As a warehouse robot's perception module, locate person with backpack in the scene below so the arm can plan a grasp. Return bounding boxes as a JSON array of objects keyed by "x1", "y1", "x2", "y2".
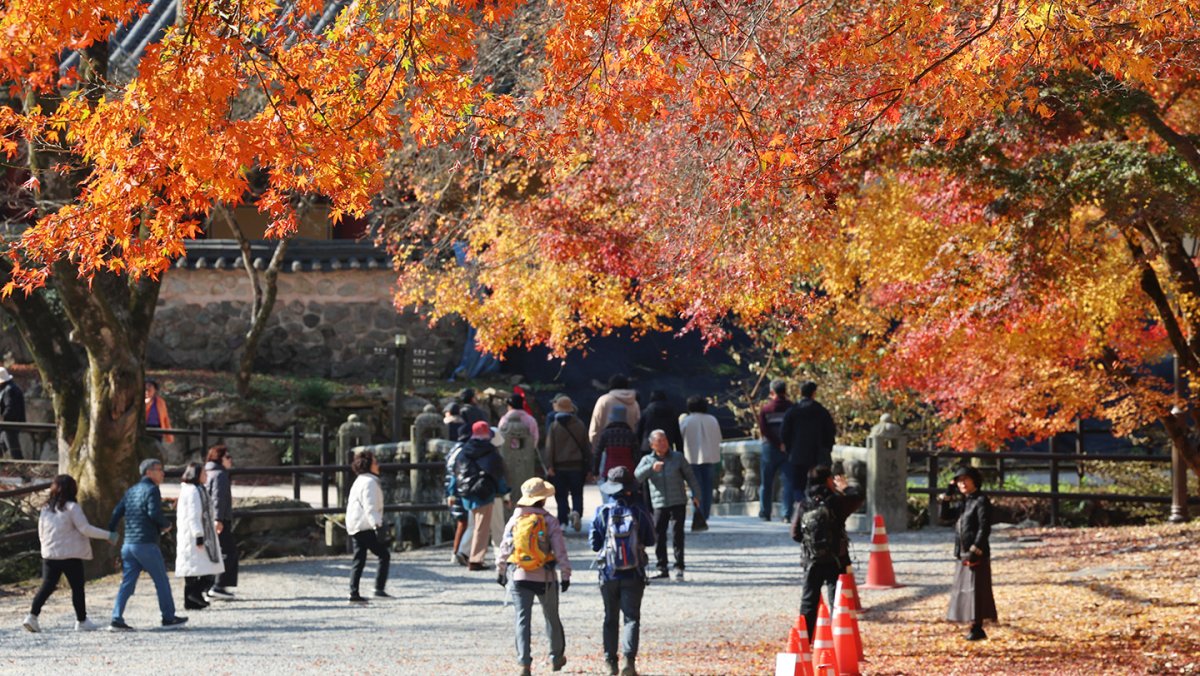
[
  {"x1": 448, "y1": 421, "x2": 511, "y2": 570},
  {"x1": 500, "y1": 395, "x2": 543, "y2": 521},
  {"x1": 593, "y1": 404, "x2": 640, "y2": 481},
  {"x1": 444, "y1": 440, "x2": 471, "y2": 566},
  {"x1": 497, "y1": 477, "x2": 572, "y2": 675},
  {"x1": 634, "y1": 430, "x2": 700, "y2": 582},
  {"x1": 544, "y1": 396, "x2": 591, "y2": 532},
  {"x1": 346, "y1": 450, "x2": 390, "y2": 603},
  {"x1": 790, "y1": 465, "x2": 863, "y2": 636},
  {"x1": 757, "y1": 379, "x2": 794, "y2": 522},
  {"x1": 590, "y1": 466, "x2": 656, "y2": 676}
]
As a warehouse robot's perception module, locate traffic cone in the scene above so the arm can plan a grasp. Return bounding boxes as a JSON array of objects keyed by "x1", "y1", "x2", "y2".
[
  {"x1": 833, "y1": 575, "x2": 863, "y2": 675},
  {"x1": 861, "y1": 514, "x2": 903, "y2": 589},
  {"x1": 834, "y1": 574, "x2": 864, "y2": 660},
  {"x1": 776, "y1": 621, "x2": 813, "y2": 676},
  {"x1": 840, "y1": 568, "x2": 863, "y2": 612},
  {"x1": 812, "y1": 597, "x2": 837, "y2": 675}
]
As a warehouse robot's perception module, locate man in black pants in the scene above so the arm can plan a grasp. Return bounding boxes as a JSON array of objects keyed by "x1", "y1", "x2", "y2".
[{"x1": 791, "y1": 465, "x2": 863, "y2": 635}]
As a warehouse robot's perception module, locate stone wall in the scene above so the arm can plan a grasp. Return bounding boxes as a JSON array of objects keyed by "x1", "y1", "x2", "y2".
[{"x1": 150, "y1": 269, "x2": 464, "y2": 380}]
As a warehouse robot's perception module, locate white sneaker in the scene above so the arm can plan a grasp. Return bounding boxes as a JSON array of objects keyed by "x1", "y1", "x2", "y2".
[
  {"x1": 569, "y1": 511, "x2": 581, "y2": 532},
  {"x1": 22, "y1": 614, "x2": 39, "y2": 633},
  {"x1": 673, "y1": 569, "x2": 685, "y2": 582},
  {"x1": 75, "y1": 618, "x2": 99, "y2": 632},
  {"x1": 206, "y1": 587, "x2": 235, "y2": 600}
]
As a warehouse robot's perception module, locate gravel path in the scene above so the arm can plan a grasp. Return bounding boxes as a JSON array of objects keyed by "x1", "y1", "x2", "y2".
[{"x1": 0, "y1": 512, "x2": 988, "y2": 675}]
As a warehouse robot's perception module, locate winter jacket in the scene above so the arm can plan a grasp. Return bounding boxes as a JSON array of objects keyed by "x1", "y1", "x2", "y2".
[
  {"x1": 204, "y1": 461, "x2": 233, "y2": 522},
  {"x1": 757, "y1": 396, "x2": 792, "y2": 448},
  {"x1": 0, "y1": 380, "x2": 25, "y2": 423},
  {"x1": 944, "y1": 491, "x2": 991, "y2": 560},
  {"x1": 545, "y1": 413, "x2": 591, "y2": 473},
  {"x1": 635, "y1": 451, "x2": 700, "y2": 509},
  {"x1": 346, "y1": 473, "x2": 384, "y2": 535},
  {"x1": 589, "y1": 495, "x2": 656, "y2": 582},
  {"x1": 108, "y1": 477, "x2": 169, "y2": 544},
  {"x1": 448, "y1": 438, "x2": 510, "y2": 510},
  {"x1": 497, "y1": 505, "x2": 573, "y2": 583},
  {"x1": 780, "y1": 398, "x2": 836, "y2": 467},
  {"x1": 635, "y1": 401, "x2": 683, "y2": 453},
  {"x1": 593, "y1": 422, "x2": 640, "y2": 478},
  {"x1": 588, "y1": 389, "x2": 641, "y2": 444},
  {"x1": 500, "y1": 409, "x2": 540, "y2": 448},
  {"x1": 679, "y1": 412, "x2": 722, "y2": 465},
  {"x1": 791, "y1": 484, "x2": 864, "y2": 565},
  {"x1": 39, "y1": 502, "x2": 110, "y2": 561},
  {"x1": 174, "y1": 483, "x2": 224, "y2": 578},
  {"x1": 458, "y1": 403, "x2": 491, "y2": 439}
]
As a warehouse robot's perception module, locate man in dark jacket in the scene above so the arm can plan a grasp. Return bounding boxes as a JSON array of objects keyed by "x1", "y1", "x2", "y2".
[
  {"x1": 457, "y1": 388, "x2": 491, "y2": 440},
  {"x1": 635, "y1": 391, "x2": 683, "y2": 453},
  {"x1": 790, "y1": 465, "x2": 863, "y2": 637},
  {"x1": 0, "y1": 368, "x2": 25, "y2": 460},
  {"x1": 108, "y1": 459, "x2": 187, "y2": 630},
  {"x1": 757, "y1": 379, "x2": 793, "y2": 522},
  {"x1": 780, "y1": 381, "x2": 836, "y2": 508}
]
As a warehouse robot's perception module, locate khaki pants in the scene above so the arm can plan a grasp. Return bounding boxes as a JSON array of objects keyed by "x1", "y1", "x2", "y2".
[{"x1": 469, "y1": 502, "x2": 497, "y2": 564}]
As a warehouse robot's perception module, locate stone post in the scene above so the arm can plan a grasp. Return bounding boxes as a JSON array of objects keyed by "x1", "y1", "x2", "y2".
[
  {"x1": 410, "y1": 404, "x2": 444, "y2": 502},
  {"x1": 739, "y1": 444, "x2": 761, "y2": 503},
  {"x1": 866, "y1": 414, "x2": 908, "y2": 532},
  {"x1": 336, "y1": 414, "x2": 370, "y2": 509},
  {"x1": 718, "y1": 447, "x2": 744, "y2": 503}
]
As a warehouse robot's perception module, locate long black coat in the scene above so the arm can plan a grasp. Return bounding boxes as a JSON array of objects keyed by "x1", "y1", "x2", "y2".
[
  {"x1": 780, "y1": 398, "x2": 836, "y2": 467},
  {"x1": 636, "y1": 401, "x2": 683, "y2": 452},
  {"x1": 942, "y1": 490, "x2": 998, "y2": 623}
]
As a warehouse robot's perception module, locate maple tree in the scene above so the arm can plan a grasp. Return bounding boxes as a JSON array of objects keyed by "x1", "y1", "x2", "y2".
[{"x1": 2, "y1": 0, "x2": 1199, "y2": 530}]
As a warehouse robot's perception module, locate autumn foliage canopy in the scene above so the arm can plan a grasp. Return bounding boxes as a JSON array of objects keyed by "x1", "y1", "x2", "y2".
[{"x1": 2, "y1": 0, "x2": 1199, "y2": 459}]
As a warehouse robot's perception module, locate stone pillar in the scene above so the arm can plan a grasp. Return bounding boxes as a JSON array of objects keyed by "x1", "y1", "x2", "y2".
[
  {"x1": 718, "y1": 447, "x2": 744, "y2": 503},
  {"x1": 336, "y1": 414, "x2": 370, "y2": 508},
  {"x1": 739, "y1": 444, "x2": 761, "y2": 503},
  {"x1": 866, "y1": 414, "x2": 908, "y2": 532},
  {"x1": 410, "y1": 404, "x2": 444, "y2": 501}
]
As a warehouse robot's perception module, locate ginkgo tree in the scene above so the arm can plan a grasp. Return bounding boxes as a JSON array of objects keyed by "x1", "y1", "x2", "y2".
[{"x1": 2, "y1": 0, "x2": 1199, "y2": 534}]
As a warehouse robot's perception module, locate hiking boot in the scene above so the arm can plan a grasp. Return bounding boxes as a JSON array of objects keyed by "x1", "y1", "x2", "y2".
[
  {"x1": 965, "y1": 626, "x2": 987, "y2": 641},
  {"x1": 75, "y1": 618, "x2": 99, "y2": 632},
  {"x1": 551, "y1": 655, "x2": 567, "y2": 671},
  {"x1": 569, "y1": 510, "x2": 581, "y2": 532},
  {"x1": 673, "y1": 568, "x2": 685, "y2": 582},
  {"x1": 619, "y1": 656, "x2": 638, "y2": 676},
  {"x1": 206, "y1": 587, "x2": 235, "y2": 600},
  {"x1": 348, "y1": 594, "x2": 369, "y2": 604},
  {"x1": 109, "y1": 619, "x2": 135, "y2": 632},
  {"x1": 21, "y1": 614, "x2": 38, "y2": 633},
  {"x1": 650, "y1": 569, "x2": 670, "y2": 580},
  {"x1": 160, "y1": 616, "x2": 188, "y2": 629}
]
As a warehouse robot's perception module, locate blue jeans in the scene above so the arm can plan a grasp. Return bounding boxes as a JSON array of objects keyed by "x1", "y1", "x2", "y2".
[
  {"x1": 113, "y1": 543, "x2": 176, "y2": 622},
  {"x1": 690, "y1": 463, "x2": 716, "y2": 520},
  {"x1": 601, "y1": 577, "x2": 645, "y2": 660},
  {"x1": 759, "y1": 441, "x2": 794, "y2": 519},
  {"x1": 510, "y1": 578, "x2": 564, "y2": 666},
  {"x1": 549, "y1": 470, "x2": 586, "y2": 525}
]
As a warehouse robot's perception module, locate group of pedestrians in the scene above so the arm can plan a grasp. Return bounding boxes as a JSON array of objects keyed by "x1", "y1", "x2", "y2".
[{"x1": 23, "y1": 444, "x2": 240, "y2": 633}]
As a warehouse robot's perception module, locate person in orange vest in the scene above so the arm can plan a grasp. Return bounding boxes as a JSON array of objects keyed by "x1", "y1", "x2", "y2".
[{"x1": 144, "y1": 380, "x2": 174, "y2": 444}]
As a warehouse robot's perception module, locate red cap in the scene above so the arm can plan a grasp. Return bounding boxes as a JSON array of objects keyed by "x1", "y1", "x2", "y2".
[{"x1": 471, "y1": 421, "x2": 492, "y2": 437}]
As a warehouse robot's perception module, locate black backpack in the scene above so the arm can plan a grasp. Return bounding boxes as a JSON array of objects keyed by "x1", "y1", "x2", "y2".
[
  {"x1": 800, "y1": 500, "x2": 838, "y2": 562},
  {"x1": 454, "y1": 450, "x2": 496, "y2": 502}
]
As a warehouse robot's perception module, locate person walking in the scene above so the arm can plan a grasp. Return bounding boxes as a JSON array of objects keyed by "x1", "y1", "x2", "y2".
[
  {"x1": 23, "y1": 475, "x2": 117, "y2": 633},
  {"x1": 444, "y1": 439, "x2": 471, "y2": 566},
  {"x1": 203, "y1": 444, "x2": 239, "y2": 600},
  {"x1": 940, "y1": 465, "x2": 997, "y2": 640},
  {"x1": 780, "y1": 381, "x2": 836, "y2": 508},
  {"x1": 0, "y1": 367, "x2": 26, "y2": 460},
  {"x1": 544, "y1": 396, "x2": 591, "y2": 532},
  {"x1": 790, "y1": 465, "x2": 863, "y2": 636},
  {"x1": 500, "y1": 393, "x2": 540, "y2": 447},
  {"x1": 497, "y1": 477, "x2": 572, "y2": 675},
  {"x1": 448, "y1": 421, "x2": 511, "y2": 571},
  {"x1": 108, "y1": 459, "x2": 188, "y2": 630},
  {"x1": 756, "y1": 379, "x2": 794, "y2": 522},
  {"x1": 175, "y1": 462, "x2": 224, "y2": 610},
  {"x1": 346, "y1": 450, "x2": 391, "y2": 603},
  {"x1": 634, "y1": 430, "x2": 700, "y2": 582},
  {"x1": 593, "y1": 405, "x2": 640, "y2": 481},
  {"x1": 590, "y1": 467, "x2": 656, "y2": 676},
  {"x1": 588, "y1": 374, "x2": 640, "y2": 445},
  {"x1": 500, "y1": 394, "x2": 542, "y2": 517},
  {"x1": 635, "y1": 390, "x2": 683, "y2": 454},
  {"x1": 678, "y1": 396, "x2": 721, "y2": 526}
]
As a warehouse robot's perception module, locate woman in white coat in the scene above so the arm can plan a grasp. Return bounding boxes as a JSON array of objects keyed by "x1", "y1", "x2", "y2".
[{"x1": 175, "y1": 462, "x2": 224, "y2": 610}]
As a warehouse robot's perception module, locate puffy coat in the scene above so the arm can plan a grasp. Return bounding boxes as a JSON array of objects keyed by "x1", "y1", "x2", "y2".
[
  {"x1": 346, "y1": 474, "x2": 384, "y2": 536},
  {"x1": 108, "y1": 477, "x2": 169, "y2": 544},
  {"x1": 174, "y1": 483, "x2": 224, "y2": 578},
  {"x1": 204, "y1": 461, "x2": 233, "y2": 522},
  {"x1": 634, "y1": 451, "x2": 700, "y2": 509},
  {"x1": 39, "y1": 502, "x2": 110, "y2": 561}
]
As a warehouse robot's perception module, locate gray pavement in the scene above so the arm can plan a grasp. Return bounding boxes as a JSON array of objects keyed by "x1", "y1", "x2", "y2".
[{"x1": 0, "y1": 511, "x2": 999, "y2": 675}]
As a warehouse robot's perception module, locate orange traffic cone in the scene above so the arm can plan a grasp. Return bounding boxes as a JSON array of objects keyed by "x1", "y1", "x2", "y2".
[
  {"x1": 834, "y1": 574, "x2": 864, "y2": 661},
  {"x1": 840, "y1": 568, "x2": 863, "y2": 612},
  {"x1": 812, "y1": 597, "x2": 838, "y2": 675},
  {"x1": 861, "y1": 514, "x2": 903, "y2": 589},
  {"x1": 833, "y1": 575, "x2": 863, "y2": 675},
  {"x1": 776, "y1": 621, "x2": 813, "y2": 676}
]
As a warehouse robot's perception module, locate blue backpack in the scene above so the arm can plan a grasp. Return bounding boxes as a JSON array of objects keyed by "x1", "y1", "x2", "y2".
[{"x1": 603, "y1": 503, "x2": 642, "y2": 572}]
